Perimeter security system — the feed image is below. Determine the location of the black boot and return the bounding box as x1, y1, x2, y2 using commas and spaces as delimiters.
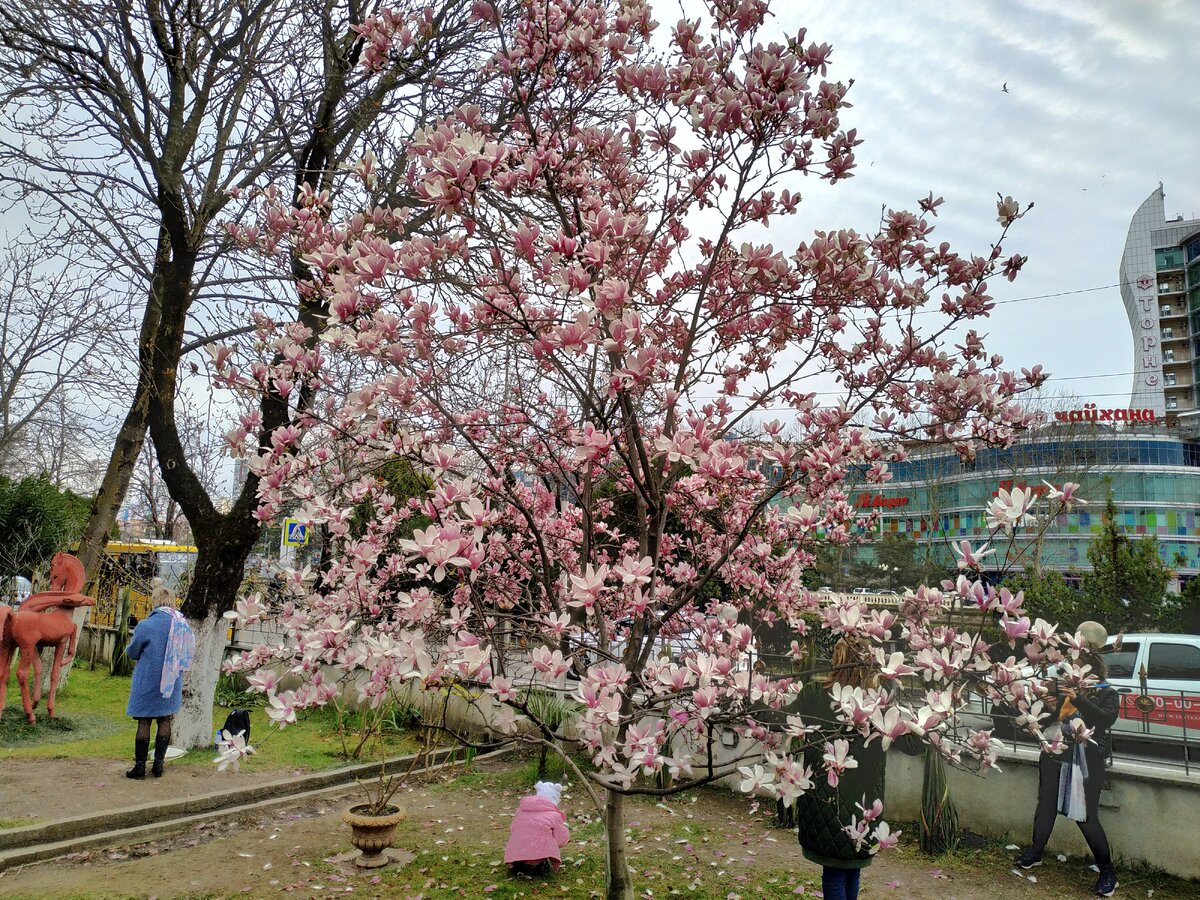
126, 738, 149, 779
151, 736, 170, 777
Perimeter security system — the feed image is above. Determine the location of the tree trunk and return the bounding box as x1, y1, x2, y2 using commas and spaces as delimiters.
76, 396, 150, 576
76, 226, 170, 579
172, 610, 228, 750
603, 790, 634, 900
168, 509, 266, 748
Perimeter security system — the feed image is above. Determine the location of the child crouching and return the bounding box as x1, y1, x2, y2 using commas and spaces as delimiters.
504, 781, 570, 876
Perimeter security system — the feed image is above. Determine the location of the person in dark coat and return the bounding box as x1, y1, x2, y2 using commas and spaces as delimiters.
124, 583, 194, 778
792, 639, 922, 900
1015, 621, 1121, 898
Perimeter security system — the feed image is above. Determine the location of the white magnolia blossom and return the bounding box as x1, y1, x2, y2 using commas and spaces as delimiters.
214, 729, 256, 772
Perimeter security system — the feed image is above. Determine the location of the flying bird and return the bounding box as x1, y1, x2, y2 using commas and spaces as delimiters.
1002, 82, 1009, 93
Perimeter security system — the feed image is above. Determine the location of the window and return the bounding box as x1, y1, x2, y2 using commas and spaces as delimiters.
1147, 642, 1200, 680
1166, 373, 1177, 386
1103, 643, 1140, 679
1167, 397, 1179, 410
1157, 248, 1186, 270
1165, 350, 1175, 362
1162, 305, 1173, 315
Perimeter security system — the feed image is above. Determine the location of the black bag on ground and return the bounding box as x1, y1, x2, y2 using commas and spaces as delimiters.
219, 708, 251, 744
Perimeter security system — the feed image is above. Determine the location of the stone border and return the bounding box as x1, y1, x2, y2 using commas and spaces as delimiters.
0, 744, 510, 873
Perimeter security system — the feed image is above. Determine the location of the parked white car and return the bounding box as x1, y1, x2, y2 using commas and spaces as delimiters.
1101, 633, 1200, 743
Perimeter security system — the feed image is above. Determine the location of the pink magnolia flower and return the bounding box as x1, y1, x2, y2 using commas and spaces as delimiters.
999, 614, 1031, 645
531, 647, 570, 680
871, 820, 900, 853
246, 669, 280, 694
265, 691, 297, 726
1044, 480, 1087, 508
822, 739, 858, 787
875, 650, 916, 680
870, 707, 916, 749
568, 563, 609, 608
951, 539, 994, 570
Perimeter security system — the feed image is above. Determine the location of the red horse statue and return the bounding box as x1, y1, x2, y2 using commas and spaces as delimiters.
0, 553, 96, 724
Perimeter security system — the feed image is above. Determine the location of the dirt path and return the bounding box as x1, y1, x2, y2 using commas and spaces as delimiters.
0, 757, 309, 823
0, 755, 1190, 899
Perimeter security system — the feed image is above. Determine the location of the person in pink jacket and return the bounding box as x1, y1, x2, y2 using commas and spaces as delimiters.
504, 781, 571, 875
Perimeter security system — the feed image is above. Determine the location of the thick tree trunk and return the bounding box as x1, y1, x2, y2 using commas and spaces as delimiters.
171, 523, 261, 748
603, 790, 634, 900
173, 610, 228, 750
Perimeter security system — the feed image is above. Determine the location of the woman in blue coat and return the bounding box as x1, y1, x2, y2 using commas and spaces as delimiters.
124, 584, 194, 778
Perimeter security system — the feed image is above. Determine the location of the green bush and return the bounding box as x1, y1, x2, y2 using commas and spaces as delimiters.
0, 474, 90, 579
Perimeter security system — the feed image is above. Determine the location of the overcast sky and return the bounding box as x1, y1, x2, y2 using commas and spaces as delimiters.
748, 0, 1200, 409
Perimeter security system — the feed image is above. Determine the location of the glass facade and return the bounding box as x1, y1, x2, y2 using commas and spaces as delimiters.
853, 432, 1200, 577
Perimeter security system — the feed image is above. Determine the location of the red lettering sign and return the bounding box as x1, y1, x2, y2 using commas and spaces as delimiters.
1053, 407, 1157, 425
852, 493, 909, 510
993, 479, 1054, 498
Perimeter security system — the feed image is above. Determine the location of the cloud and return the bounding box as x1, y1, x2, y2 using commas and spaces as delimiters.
749, 0, 1199, 392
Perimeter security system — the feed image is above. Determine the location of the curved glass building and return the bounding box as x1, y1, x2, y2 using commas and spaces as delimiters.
862, 428, 1200, 582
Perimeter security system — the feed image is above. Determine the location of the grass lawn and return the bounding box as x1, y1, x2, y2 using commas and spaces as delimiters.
2, 665, 418, 772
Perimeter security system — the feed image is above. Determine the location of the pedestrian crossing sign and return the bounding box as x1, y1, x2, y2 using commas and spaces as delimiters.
283, 519, 309, 546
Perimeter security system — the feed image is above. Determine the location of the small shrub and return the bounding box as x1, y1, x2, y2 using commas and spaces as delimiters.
214, 671, 265, 709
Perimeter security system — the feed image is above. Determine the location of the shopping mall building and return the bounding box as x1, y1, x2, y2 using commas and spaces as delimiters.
847, 187, 1200, 585
857, 427, 1200, 584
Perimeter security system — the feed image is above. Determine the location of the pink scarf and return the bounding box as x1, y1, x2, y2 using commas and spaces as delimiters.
158, 607, 196, 698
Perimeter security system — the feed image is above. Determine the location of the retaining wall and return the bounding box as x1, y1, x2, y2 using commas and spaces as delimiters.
702, 729, 1199, 880
884, 747, 1200, 880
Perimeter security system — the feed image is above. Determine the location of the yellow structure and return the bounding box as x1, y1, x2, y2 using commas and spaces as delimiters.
90, 541, 197, 628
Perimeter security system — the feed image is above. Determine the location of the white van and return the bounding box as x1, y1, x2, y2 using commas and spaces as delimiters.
1101, 633, 1200, 742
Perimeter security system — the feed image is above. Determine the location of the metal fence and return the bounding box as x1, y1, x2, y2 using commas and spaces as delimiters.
980, 685, 1200, 776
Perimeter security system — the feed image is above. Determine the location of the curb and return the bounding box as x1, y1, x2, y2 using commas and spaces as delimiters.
0, 744, 510, 873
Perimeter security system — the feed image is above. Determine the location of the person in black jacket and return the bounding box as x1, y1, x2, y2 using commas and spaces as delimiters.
791, 638, 922, 900
1014, 621, 1121, 897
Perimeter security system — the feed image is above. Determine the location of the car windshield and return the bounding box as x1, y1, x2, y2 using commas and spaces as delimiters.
1102, 642, 1139, 680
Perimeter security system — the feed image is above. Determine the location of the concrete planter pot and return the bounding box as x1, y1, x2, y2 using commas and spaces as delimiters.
343, 804, 405, 868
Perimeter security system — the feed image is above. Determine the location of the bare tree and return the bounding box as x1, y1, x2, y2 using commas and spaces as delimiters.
0, 238, 126, 479
127, 398, 226, 542
1, 0, 499, 745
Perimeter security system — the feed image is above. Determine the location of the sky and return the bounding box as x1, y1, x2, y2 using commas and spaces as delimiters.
7, 0, 1199, 499
747, 0, 1200, 409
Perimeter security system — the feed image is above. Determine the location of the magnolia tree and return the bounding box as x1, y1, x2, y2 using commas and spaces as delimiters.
214, 1, 1095, 896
